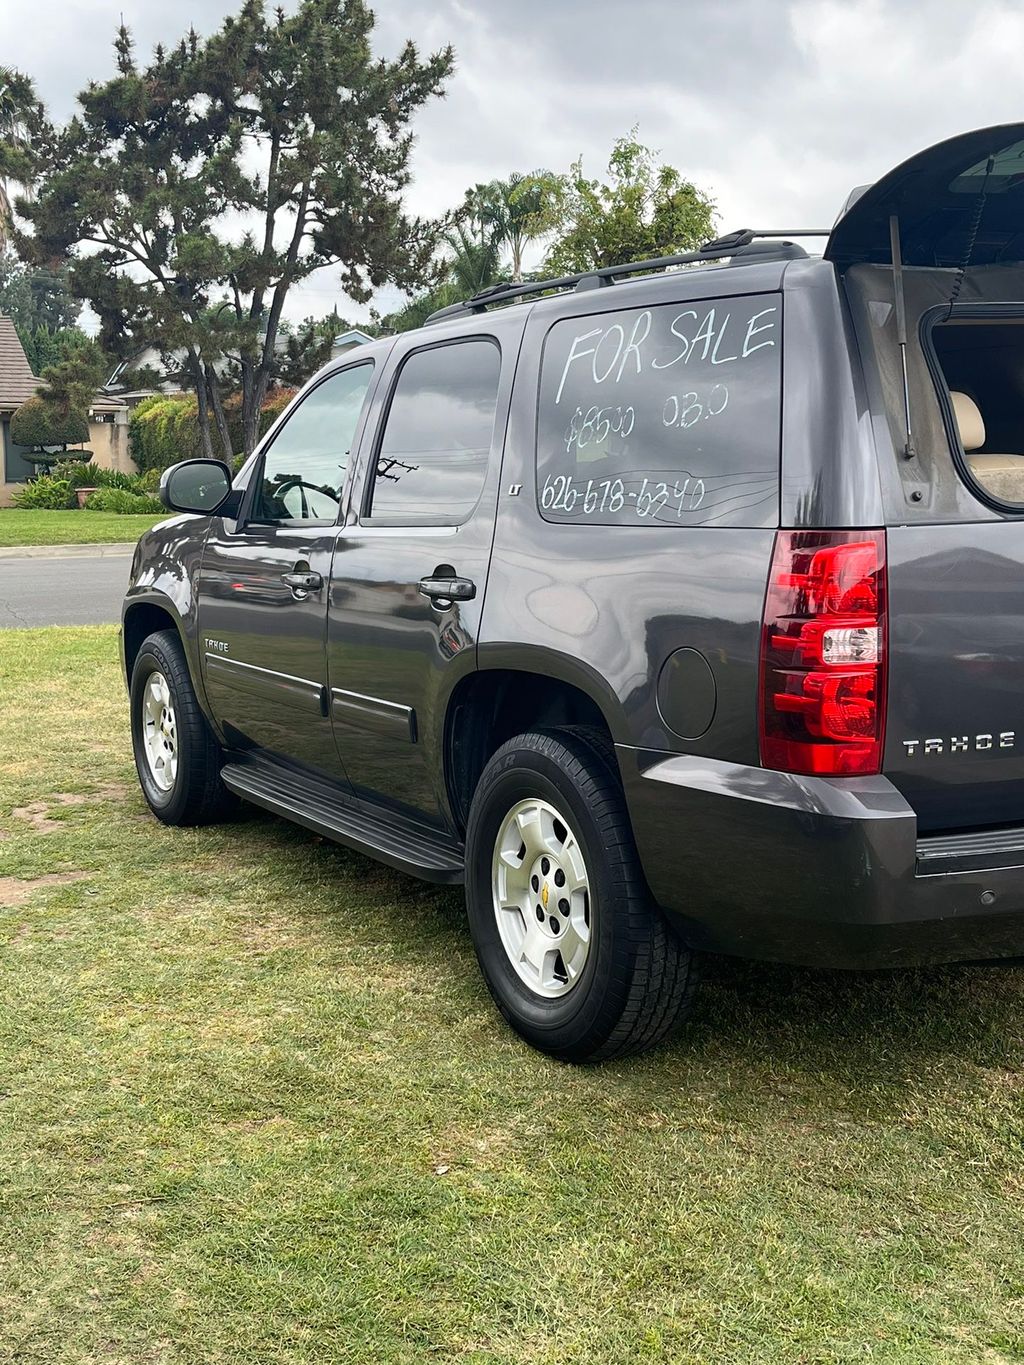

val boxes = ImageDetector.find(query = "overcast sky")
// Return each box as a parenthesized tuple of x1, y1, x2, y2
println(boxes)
(4, 0, 1024, 325)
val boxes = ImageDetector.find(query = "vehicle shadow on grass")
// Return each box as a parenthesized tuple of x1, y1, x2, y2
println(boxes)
(245, 812, 1024, 1113)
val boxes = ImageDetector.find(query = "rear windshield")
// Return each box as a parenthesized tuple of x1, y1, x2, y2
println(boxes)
(536, 295, 781, 527)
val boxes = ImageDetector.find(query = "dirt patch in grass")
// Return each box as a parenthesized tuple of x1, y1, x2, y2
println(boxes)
(11, 784, 129, 833)
(12, 796, 86, 832)
(0, 872, 87, 907)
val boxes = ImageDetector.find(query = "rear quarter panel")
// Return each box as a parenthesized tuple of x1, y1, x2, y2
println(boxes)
(481, 266, 790, 762)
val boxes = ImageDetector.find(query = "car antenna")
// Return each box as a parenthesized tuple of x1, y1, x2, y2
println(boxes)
(888, 213, 917, 461)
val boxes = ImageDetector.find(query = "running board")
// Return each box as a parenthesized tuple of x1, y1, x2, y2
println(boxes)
(220, 755, 465, 884)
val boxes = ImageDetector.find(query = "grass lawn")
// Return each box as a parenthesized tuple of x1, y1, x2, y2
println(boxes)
(4, 627, 1024, 1363)
(0, 509, 164, 548)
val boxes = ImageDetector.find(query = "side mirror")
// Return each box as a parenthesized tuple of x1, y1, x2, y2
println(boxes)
(159, 459, 232, 515)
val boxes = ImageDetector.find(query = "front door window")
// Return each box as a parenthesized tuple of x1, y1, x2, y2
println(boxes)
(255, 363, 375, 523)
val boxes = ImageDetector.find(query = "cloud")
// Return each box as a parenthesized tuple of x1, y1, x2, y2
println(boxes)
(4, 0, 1024, 325)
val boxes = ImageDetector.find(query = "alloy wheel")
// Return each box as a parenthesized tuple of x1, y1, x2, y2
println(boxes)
(491, 797, 592, 998)
(141, 670, 178, 793)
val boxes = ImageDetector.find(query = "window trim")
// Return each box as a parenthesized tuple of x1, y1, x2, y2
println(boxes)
(920, 302, 1024, 517)
(242, 359, 376, 529)
(361, 334, 502, 528)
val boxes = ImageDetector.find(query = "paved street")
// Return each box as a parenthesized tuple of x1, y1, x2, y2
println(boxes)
(0, 552, 131, 628)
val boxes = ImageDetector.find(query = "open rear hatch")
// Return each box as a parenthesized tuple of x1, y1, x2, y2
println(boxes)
(826, 122, 1024, 269)
(828, 125, 1024, 836)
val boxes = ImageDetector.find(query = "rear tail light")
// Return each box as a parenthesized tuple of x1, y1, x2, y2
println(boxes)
(759, 530, 887, 775)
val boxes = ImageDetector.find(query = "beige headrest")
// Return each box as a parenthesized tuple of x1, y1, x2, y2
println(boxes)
(952, 391, 985, 451)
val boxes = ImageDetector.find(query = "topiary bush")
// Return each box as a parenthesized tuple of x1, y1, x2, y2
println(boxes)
(11, 477, 72, 510)
(11, 395, 90, 449)
(82, 486, 164, 514)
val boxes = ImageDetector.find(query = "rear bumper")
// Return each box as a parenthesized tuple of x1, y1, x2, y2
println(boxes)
(618, 745, 1024, 969)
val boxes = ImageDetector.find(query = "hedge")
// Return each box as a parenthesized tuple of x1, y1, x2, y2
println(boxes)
(128, 388, 297, 473)
(128, 395, 203, 473)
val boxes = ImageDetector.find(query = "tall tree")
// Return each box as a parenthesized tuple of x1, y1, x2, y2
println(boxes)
(36, 337, 108, 416)
(0, 256, 81, 333)
(529, 132, 716, 275)
(19, 1, 453, 459)
(478, 172, 551, 282)
(0, 66, 40, 253)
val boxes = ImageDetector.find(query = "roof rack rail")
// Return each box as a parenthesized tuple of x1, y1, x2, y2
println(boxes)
(424, 228, 830, 324)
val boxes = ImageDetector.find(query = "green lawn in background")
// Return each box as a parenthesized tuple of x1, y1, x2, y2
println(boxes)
(2, 626, 1024, 1364)
(0, 509, 163, 548)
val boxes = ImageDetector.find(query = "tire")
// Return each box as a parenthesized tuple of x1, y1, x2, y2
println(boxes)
(130, 629, 236, 827)
(465, 726, 699, 1062)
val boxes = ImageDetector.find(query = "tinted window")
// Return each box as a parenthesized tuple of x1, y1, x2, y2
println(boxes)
(370, 340, 500, 521)
(536, 296, 781, 528)
(255, 363, 373, 523)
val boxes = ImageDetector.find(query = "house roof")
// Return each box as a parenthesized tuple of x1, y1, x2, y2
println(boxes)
(333, 328, 374, 347)
(90, 394, 127, 413)
(0, 314, 40, 412)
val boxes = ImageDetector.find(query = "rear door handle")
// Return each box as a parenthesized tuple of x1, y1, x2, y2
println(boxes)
(281, 570, 322, 592)
(418, 575, 476, 606)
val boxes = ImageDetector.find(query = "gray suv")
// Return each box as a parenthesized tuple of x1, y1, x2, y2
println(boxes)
(123, 122, 1024, 1061)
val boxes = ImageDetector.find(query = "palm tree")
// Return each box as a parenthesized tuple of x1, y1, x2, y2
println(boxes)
(478, 172, 553, 282)
(445, 220, 501, 296)
(0, 67, 39, 252)
(443, 188, 503, 296)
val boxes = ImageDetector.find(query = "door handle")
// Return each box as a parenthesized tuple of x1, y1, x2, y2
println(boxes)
(281, 570, 322, 592)
(418, 575, 476, 607)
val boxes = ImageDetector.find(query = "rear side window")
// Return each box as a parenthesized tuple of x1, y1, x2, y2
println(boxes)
(537, 295, 781, 527)
(369, 339, 500, 522)
(927, 312, 1024, 508)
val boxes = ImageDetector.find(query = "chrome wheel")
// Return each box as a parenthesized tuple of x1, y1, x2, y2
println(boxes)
(141, 670, 178, 792)
(491, 797, 592, 998)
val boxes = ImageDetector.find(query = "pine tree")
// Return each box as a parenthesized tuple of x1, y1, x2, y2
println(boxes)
(0, 66, 41, 252)
(20, 1, 453, 458)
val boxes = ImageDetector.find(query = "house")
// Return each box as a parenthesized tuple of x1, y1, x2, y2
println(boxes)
(0, 314, 41, 494)
(0, 314, 132, 507)
(104, 346, 187, 408)
(331, 328, 374, 360)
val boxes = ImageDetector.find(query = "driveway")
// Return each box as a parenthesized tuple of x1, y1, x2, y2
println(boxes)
(0, 551, 131, 627)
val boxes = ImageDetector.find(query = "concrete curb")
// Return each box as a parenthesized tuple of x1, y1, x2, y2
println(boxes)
(0, 541, 136, 560)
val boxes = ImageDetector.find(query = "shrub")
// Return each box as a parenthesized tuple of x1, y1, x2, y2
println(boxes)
(11, 395, 90, 449)
(83, 486, 164, 514)
(138, 467, 162, 496)
(49, 461, 149, 506)
(221, 387, 296, 454)
(128, 395, 202, 473)
(11, 477, 72, 510)
(52, 459, 106, 489)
